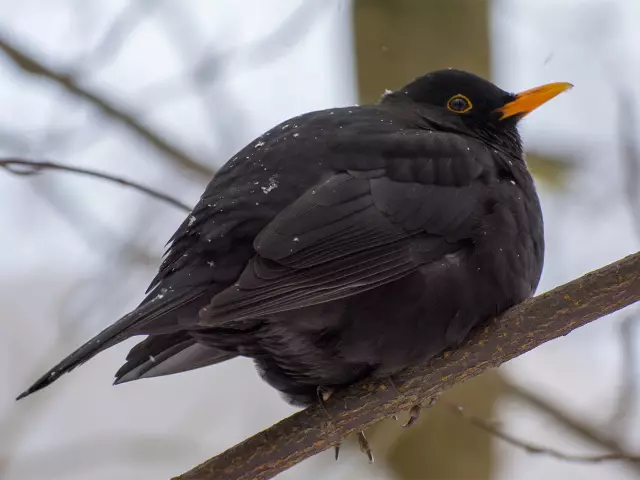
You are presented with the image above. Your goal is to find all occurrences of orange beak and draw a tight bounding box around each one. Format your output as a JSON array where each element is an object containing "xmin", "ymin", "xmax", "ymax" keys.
[{"xmin": 497, "ymin": 82, "xmax": 573, "ymax": 120}]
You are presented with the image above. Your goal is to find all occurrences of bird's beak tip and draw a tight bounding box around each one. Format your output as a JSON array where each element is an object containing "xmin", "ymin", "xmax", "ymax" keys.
[{"xmin": 497, "ymin": 81, "xmax": 573, "ymax": 120}]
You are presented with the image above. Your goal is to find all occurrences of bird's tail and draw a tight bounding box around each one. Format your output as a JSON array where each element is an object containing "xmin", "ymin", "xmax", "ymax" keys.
[
  {"xmin": 16, "ymin": 310, "xmax": 141, "ymax": 400},
  {"xmin": 113, "ymin": 332, "xmax": 236, "ymax": 384},
  {"xmin": 17, "ymin": 284, "xmax": 210, "ymax": 400}
]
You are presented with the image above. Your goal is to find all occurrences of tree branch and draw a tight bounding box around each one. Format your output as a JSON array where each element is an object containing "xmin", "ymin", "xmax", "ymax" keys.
[
  {"xmin": 173, "ymin": 251, "xmax": 640, "ymax": 480},
  {"xmin": 0, "ymin": 34, "xmax": 215, "ymax": 178},
  {"xmin": 610, "ymin": 314, "xmax": 639, "ymax": 435},
  {"xmin": 0, "ymin": 157, "xmax": 191, "ymax": 212},
  {"xmin": 504, "ymin": 380, "xmax": 640, "ymax": 472},
  {"xmin": 447, "ymin": 403, "xmax": 640, "ymax": 464}
]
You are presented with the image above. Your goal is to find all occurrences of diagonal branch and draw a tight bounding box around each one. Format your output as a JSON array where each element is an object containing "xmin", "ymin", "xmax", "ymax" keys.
[
  {"xmin": 0, "ymin": 157, "xmax": 191, "ymax": 212},
  {"xmin": 504, "ymin": 380, "xmax": 640, "ymax": 472},
  {"xmin": 610, "ymin": 314, "xmax": 639, "ymax": 435},
  {"xmin": 0, "ymin": 34, "xmax": 215, "ymax": 178},
  {"xmin": 173, "ymin": 251, "xmax": 640, "ymax": 480},
  {"xmin": 447, "ymin": 403, "xmax": 640, "ymax": 464},
  {"xmin": 618, "ymin": 86, "xmax": 640, "ymax": 239}
]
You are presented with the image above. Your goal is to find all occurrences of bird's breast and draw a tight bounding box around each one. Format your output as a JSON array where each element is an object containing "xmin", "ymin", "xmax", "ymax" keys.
[{"xmin": 471, "ymin": 177, "xmax": 544, "ymax": 305}]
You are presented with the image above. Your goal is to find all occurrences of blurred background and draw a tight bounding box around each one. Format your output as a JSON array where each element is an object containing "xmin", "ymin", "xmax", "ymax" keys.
[{"xmin": 1, "ymin": 1, "xmax": 639, "ymax": 479}]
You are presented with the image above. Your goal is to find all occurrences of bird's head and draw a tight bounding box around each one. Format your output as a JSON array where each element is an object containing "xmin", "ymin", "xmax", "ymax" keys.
[{"xmin": 383, "ymin": 69, "xmax": 572, "ymax": 151}]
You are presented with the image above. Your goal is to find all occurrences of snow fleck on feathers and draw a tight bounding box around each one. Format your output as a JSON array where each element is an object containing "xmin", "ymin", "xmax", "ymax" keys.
[{"xmin": 261, "ymin": 175, "xmax": 279, "ymax": 194}]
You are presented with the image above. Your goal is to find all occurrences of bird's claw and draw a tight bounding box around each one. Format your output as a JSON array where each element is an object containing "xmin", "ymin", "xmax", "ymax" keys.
[
  {"xmin": 400, "ymin": 395, "xmax": 440, "ymax": 428},
  {"xmin": 424, "ymin": 394, "xmax": 440, "ymax": 408},
  {"xmin": 402, "ymin": 404, "xmax": 422, "ymax": 428},
  {"xmin": 334, "ymin": 443, "xmax": 341, "ymax": 461},
  {"xmin": 357, "ymin": 431, "xmax": 374, "ymax": 463}
]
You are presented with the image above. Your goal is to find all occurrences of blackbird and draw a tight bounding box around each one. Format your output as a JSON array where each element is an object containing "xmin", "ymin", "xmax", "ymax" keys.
[{"xmin": 18, "ymin": 69, "xmax": 571, "ymax": 407}]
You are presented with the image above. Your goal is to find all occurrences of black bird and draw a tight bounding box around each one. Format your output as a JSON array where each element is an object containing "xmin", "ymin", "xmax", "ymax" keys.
[{"xmin": 18, "ymin": 70, "xmax": 571, "ymax": 407}]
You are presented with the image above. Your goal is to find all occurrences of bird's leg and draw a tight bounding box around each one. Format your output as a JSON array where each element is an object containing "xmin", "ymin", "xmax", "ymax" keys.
[
  {"xmin": 317, "ymin": 385, "xmax": 342, "ymax": 462},
  {"xmin": 387, "ymin": 376, "xmax": 402, "ymax": 395},
  {"xmin": 357, "ymin": 431, "xmax": 374, "ymax": 463},
  {"xmin": 386, "ymin": 376, "xmax": 401, "ymax": 420},
  {"xmin": 316, "ymin": 386, "xmax": 334, "ymax": 416}
]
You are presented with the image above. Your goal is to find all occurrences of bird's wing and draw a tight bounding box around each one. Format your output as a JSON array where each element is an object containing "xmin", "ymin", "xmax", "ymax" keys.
[{"xmin": 203, "ymin": 160, "xmax": 486, "ymax": 324}]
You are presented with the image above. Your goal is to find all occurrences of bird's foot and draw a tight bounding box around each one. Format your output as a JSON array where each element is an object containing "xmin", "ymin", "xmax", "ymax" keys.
[
  {"xmin": 357, "ymin": 431, "xmax": 374, "ymax": 463},
  {"xmin": 387, "ymin": 375, "xmax": 401, "ymax": 396},
  {"xmin": 400, "ymin": 393, "xmax": 441, "ymax": 428}
]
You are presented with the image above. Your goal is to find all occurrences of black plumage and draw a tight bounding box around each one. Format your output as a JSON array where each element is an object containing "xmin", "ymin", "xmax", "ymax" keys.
[{"xmin": 18, "ymin": 69, "xmax": 571, "ymax": 405}]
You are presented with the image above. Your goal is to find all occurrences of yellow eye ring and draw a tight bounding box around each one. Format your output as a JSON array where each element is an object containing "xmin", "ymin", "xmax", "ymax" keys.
[{"xmin": 447, "ymin": 94, "xmax": 473, "ymax": 113}]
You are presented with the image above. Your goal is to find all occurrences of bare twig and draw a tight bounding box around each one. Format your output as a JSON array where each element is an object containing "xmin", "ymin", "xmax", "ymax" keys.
[
  {"xmin": 173, "ymin": 251, "xmax": 640, "ymax": 480},
  {"xmin": 504, "ymin": 380, "xmax": 640, "ymax": 472},
  {"xmin": 447, "ymin": 403, "xmax": 640, "ymax": 464},
  {"xmin": 612, "ymin": 87, "xmax": 640, "ymax": 438},
  {"xmin": 618, "ymin": 87, "xmax": 640, "ymax": 239},
  {"xmin": 139, "ymin": 1, "xmax": 332, "ymax": 108},
  {"xmin": 72, "ymin": 0, "xmax": 160, "ymax": 75},
  {"xmin": 0, "ymin": 157, "xmax": 191, "ymax": 212},
  {"xmin": 158, "ymin": 4, "xmax": 248, "ymax": 155},
  {"xmin": 0, "ymin": 34, "xmax": 215, "ymax": 178},
  {"xmin": 610, "ymin": 314, "xmax": 639, "ymax": 435}
]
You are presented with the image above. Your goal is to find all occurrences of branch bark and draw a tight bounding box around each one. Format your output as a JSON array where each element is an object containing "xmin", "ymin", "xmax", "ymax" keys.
[
  {"xmin": 0, "ymin": 34, "xmax": 215, "ymax": 179},
  {"xmin": 173, "ymin": 251, "xmax": 640, "ymax": 480}
]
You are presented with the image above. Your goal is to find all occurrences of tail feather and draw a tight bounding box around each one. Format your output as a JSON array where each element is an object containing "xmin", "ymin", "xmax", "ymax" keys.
[
  {"xmin": 16, "ymin": 312, "xmax": 138, "ymax": 400},
  {"xmin": 16, "ymin": 286, "xmax": 209, "ymax": 400},
  {"xmin": 114, "ymin": 333, "xmax": 236, "ymax": 384}
]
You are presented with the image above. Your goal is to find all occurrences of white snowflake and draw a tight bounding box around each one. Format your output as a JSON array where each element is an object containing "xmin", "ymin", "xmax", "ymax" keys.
[{"xmin": 261, "ymin": 175, "xmax": 279, "ymax": 194}]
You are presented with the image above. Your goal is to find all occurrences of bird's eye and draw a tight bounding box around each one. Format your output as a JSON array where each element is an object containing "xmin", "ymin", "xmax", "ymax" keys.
[{"xmin": 447, "ymin": 94, "xmax": 473, "ymax": 113}]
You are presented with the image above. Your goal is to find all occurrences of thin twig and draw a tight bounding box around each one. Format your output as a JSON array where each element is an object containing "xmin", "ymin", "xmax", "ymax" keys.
[
  {"xmin": 173, "ymin": 251, "xmax": 640, "ymax": 480},
  {"xmin": 157, "ymin": 4, "xmax": 247, "ymax": 155},
  {"xmin": 610, "ymin": 314, "xmax": 639, "ymax": 436},
  {"xmin": 618, "ymin": 87, "xmax": 640, "ymax": 239},
  {"xmin": 72, "ymin": 0, "xmax": 160, "ymax": 75},
  {"xmin": 447, "ymin": 403, "xmax": 640, "ymax": 464},
  {"xmin": 0, "ymin": 34, "xmax": 215, "ymax": 178},
  {"xmin": 139, "ymin": 1, "xmax": 332, "ymax": 108},
  {"xmin": 0, "ymin": 157, "xmax": 191, "ymax": 212},
  {"xmin": 504, "ymin": 380, "xmax": 640, "ymax": 473}
]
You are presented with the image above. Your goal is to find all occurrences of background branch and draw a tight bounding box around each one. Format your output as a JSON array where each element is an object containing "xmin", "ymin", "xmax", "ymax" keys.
[
  {"xmin": 0, "ymin": 34, "xmax": 215, "ymax": 178},
  {"xmin": 447, "ymin": 403, "xmax": 640, "ymax": 464},
  {"xmin": 174, "ymin": 250, "xmax": 640, "ymax": 480},
  {"xmin": 609, "ymin": 314, "xmax": 639, "ymax": 435},
  {"xmin": 504, "ymin": 380, "xmax": 640, "ymax": 472},
  {"xmin": 0, "ymin": 157, "xmax": 191, "ymax": 212}
]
